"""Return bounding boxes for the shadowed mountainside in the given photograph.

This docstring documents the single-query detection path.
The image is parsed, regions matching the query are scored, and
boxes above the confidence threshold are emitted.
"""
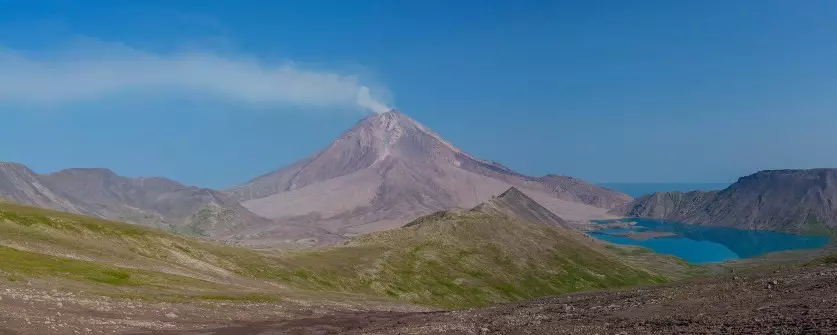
[613,169,837,234]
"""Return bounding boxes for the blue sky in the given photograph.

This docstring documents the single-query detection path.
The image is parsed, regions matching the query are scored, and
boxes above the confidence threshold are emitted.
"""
[1,0,836,188]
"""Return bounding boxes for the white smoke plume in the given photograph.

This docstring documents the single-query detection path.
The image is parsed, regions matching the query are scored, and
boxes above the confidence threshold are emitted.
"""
[356,86,391,114]
[0,41,390,114]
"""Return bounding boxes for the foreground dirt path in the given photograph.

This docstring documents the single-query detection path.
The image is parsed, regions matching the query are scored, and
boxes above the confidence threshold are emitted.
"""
[146,263,837,335]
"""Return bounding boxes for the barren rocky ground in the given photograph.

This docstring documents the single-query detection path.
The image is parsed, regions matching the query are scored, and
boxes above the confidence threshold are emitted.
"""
[0,280,428,335]
[138,262,837,334]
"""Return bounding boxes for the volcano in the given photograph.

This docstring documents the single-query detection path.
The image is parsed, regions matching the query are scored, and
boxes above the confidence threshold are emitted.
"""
[226,110,629,237]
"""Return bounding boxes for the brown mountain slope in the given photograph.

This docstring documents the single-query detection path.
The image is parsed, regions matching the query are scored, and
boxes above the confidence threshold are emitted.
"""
[538,174,632,209]
[0,163,270,236]
[0,163,85,214]
[612,169,837,233]
[227,110,629,236]
[610,190,718,220]
[473,187,571,229]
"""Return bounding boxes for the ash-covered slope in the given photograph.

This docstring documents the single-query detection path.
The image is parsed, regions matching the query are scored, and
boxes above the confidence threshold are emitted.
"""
[538,175,632,209]
[613,169,837,233]
[228,110,628,235]
[0,163,269,236]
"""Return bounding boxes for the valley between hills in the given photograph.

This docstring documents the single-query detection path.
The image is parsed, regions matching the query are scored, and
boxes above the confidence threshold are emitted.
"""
[1,111,836,334]
[0,189,686,334]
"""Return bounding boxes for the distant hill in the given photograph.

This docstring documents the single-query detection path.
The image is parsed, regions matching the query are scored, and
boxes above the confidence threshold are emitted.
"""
[612,169,837,234]
[226,110,630,237]
[471,187,570,229]
[599,182,731,198]
[270,187,666,308]
[0,162,270,237]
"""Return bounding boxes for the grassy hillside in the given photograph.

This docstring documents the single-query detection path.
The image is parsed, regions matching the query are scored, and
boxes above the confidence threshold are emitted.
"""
[0,201,676,309]
[268,209,669,308]
[0,202,298,300]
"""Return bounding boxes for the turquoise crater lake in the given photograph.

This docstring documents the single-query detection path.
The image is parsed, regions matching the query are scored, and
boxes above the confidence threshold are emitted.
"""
[589,219,830,264]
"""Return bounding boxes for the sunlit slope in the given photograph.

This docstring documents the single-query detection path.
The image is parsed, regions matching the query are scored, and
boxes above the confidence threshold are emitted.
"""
[0,202,298,300]
[269,190,668,308]
[0,195,672,309]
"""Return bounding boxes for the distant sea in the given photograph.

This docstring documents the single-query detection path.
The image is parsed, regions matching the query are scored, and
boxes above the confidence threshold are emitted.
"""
[598,183,731,198]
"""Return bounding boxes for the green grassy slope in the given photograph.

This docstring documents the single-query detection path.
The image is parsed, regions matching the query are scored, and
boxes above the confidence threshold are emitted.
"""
[0,202,294,300]
[268,209,669,308]
[0,200,675,309]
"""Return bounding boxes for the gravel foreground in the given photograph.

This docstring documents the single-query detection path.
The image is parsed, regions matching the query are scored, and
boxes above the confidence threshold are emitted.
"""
[2,263,836,334]
[152,263,837,335]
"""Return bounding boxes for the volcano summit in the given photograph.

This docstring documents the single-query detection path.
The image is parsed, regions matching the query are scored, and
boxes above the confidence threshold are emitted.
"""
[227,110,630,240]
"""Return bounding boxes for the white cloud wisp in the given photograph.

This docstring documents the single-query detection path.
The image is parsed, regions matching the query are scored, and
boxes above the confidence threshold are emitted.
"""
[0,45,391,114]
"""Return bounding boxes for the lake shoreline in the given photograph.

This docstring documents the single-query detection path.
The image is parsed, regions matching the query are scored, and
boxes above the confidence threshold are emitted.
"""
[595,231,676,241]
[587,218,830,264]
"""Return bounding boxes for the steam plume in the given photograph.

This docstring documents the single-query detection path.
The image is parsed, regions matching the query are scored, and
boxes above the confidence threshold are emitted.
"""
[0,40,390,114]
[356,86,391,114]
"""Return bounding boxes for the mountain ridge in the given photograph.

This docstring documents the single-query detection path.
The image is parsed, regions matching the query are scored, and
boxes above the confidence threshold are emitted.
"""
[0,162,270,237]
[612,169,837,233]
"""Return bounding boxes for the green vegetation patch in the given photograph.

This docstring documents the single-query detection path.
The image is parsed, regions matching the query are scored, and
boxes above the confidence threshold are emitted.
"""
[259,211,668,309]
[0,204,162,241]
[803,216,837,242]
[1,245,144,286]
[805,253,837,266]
